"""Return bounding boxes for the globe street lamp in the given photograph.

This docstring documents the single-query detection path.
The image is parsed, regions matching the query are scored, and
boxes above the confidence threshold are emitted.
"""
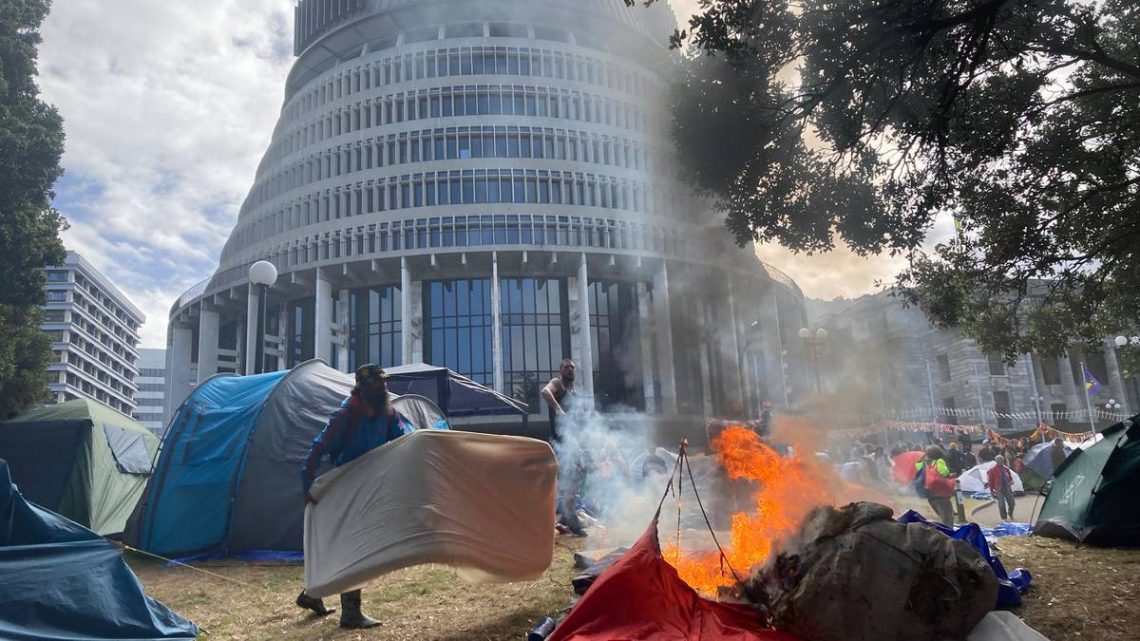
[248,261,278,375]
[1106,398,1122,413]
[798,327,828,393]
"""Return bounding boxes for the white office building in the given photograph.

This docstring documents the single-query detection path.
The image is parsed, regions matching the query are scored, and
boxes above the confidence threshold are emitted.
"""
[42,251,145,416]
[165,0,811,433]
[132,348,167,435]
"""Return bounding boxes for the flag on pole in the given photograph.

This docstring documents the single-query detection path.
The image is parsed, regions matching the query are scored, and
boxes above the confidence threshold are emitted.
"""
[1084,367,1103,395]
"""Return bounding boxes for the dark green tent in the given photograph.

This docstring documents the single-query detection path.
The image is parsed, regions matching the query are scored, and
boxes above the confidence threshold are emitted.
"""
[1034,417,1140,546]
[0,399,158,536]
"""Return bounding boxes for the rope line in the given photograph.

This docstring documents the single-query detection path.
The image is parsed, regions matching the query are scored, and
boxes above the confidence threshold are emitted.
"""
[121,545,257,588]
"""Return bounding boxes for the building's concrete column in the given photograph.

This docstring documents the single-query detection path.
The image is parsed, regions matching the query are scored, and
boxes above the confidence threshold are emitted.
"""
[491,252,505,393]
[652,263,677,414]
[1058,349,1082,416]
[197,306,220,383]
[409,279,423,364]
[244,286,259,375]
[725,283,746,412]
[1103,338,1129,411]
[567,255,595,410]
[167,324,194,417]
[314,269,332,363]
[336,289,350,371]
[637,281,657,413]
[270,305,285,372]
[696,301,714,417]
[401,257,412,364]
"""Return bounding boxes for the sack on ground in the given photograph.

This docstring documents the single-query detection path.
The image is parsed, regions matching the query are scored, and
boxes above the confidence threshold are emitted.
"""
[745,502,997,641]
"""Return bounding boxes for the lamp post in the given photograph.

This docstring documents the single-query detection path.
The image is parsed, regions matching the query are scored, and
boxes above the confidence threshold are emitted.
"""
[1106,398,1122,417]
[1114,335,1139,414]
[798,327,828,393]
[248,261,278,375]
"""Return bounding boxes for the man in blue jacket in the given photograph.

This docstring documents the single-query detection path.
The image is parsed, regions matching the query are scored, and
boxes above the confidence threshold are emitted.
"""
[295,363,414,629]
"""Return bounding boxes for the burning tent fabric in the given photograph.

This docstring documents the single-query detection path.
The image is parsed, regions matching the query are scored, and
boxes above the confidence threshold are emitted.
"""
[304,430,557,598]
[547,512,801,641]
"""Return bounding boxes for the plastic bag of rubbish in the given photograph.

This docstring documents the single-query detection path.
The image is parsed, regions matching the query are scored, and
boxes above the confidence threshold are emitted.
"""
[744,502,998,641]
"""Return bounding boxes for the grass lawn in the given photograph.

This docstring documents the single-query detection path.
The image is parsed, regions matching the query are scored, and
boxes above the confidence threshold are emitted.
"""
[128,538,584,641]
[130,528,1140,641]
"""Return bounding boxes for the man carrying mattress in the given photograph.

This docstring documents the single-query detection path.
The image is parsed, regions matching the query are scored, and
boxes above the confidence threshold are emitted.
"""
[295,363,414,629]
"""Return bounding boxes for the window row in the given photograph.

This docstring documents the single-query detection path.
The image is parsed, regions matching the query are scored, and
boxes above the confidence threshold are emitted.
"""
[286,44,650,123]
[74,273,140,330]
[279,277,646,411]
[62,351,135,401]
[63,374,133,414]
[265,84,649,168]
[249,125,651,208]
[236,169,654,247]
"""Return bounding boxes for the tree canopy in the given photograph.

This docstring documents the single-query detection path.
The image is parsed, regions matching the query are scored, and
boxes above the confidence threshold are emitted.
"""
[643,0,1140,364]
[0,0,67,417]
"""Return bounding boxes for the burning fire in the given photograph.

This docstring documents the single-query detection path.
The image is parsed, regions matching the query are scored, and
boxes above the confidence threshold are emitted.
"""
[664,424,837,595]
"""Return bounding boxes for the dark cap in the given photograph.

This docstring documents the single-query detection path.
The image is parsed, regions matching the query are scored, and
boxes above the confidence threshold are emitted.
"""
[355,363,388,385]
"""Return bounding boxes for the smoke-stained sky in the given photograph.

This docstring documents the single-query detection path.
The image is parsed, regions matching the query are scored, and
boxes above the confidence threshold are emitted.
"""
[39,0,909,347]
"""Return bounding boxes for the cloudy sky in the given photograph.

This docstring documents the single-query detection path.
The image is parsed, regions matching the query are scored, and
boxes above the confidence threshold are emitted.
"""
[39,0,903,348]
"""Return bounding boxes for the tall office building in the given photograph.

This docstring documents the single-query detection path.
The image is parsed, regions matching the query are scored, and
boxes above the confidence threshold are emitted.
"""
[132,348,168,435]
[42,251,145,416]
[166,0,809,430]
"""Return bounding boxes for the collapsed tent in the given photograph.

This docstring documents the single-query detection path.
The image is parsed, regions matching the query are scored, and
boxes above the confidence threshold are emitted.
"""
[1034,417,1140,546]
[303,430,557,598]
[0,458,197,640]
[548,513,800,641]
[383,363,529,419]
[0,399,158,536]
[958,461,1026,495]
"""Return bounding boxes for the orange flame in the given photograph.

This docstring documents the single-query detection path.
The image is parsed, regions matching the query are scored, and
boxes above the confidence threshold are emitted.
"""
[664,423,838,595]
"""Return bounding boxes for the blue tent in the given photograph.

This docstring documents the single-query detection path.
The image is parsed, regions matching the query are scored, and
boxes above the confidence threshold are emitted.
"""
[125,361,352,558]
[125,360,479,559]
[0,458,197,640]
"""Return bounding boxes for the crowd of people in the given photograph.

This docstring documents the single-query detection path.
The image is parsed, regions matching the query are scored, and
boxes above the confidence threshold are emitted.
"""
[832,430,1059,527]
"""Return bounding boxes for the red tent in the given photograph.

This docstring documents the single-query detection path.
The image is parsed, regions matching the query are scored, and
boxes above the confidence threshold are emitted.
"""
[547,515,800,641]
[892,451,924,484]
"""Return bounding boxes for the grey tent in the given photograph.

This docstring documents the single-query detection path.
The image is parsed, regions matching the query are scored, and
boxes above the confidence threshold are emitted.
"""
[125,360,452,558]
[0,399,158,536]
[384,363,529,419]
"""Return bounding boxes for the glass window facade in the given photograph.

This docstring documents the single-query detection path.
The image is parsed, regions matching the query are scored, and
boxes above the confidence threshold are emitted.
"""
[286,299,315,368]
[424,279,493,385]
[589,280,643,410]
[501,278,569,409]
[349,285,402,369]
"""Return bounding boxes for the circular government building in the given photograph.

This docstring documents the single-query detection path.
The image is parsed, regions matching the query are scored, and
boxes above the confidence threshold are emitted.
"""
[166,0,809,435]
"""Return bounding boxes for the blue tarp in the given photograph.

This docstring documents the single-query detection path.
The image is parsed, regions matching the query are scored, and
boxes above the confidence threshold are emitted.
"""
[898,510,1032,607]
[0,458,197,640]
[131,370,286,557]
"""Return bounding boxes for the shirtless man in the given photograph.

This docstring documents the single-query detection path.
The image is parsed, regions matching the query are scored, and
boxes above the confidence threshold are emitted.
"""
[541,359,576,442]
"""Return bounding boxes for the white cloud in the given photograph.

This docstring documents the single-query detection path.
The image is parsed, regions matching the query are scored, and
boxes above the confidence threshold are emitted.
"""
[39,0,295,347]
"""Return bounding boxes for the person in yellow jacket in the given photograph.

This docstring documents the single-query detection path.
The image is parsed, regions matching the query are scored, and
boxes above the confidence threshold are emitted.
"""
[916,446,955,525]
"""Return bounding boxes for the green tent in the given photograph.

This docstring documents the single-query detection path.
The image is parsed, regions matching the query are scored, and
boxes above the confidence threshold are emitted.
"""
[0,399,158,536]
[1034,417,1140,547]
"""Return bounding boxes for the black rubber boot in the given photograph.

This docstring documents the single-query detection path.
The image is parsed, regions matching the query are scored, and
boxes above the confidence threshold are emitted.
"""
[295,589,335,616]
[339,590,381,629]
